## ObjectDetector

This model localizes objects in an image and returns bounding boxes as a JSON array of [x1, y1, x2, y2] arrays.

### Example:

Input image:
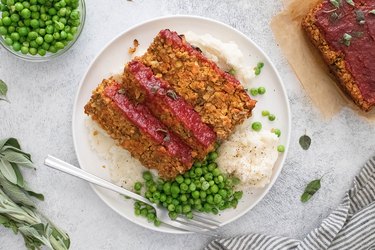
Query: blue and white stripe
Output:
[[206, 155, 375, 250]]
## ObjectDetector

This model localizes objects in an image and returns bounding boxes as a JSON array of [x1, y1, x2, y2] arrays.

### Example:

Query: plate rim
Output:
[[72, 14, 292, 234]]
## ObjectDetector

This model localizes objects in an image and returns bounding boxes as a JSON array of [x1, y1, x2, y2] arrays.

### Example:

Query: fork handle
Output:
[[44, 155, 151, 205]]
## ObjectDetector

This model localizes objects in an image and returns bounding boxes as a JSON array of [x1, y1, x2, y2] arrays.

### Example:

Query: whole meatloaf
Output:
[[84, 78, 194, 179], [302, 0, 375, 111], [122, 60, 217, 159], [140, 29, 256, 139]]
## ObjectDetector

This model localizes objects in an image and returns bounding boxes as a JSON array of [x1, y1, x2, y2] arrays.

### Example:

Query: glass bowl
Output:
[[0, 0, 86, 62]]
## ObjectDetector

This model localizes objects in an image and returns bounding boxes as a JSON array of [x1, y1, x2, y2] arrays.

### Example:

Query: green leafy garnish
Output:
[[301, 178, 322, 203], [0, 79, 9, 102], [0, 138, 70, 250], [345, 0, 355, 6], [254, 62, 264, 76], [342, 33, 352, 46], [228, 68, 236, 76], [299, 134, 311, 150], [355, 10, 365, 24], [330, 0, 341, 8], [369, 10, 375, 15]]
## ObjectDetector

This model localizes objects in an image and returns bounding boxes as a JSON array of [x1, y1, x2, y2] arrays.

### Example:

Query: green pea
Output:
[[262, 110, 270, 116], [20, 9, 31, 19], [10, 14, 20, 23], [180, 183, 188, 191], [46, 25, 54, 34], [35, 36, 43, 45], [170, 185, 180, 195], [18, 27, 28, 36], [15, 2, 24, 11], [66, 33, 73, 41], [22, 2, 30, 8], [268, 114, 276, 121], [250, 88, 258, 96], [208, 151, 218, 161], [20, 46, 28, 54], [140, 208, 148, 217], [168, 211, 177, 220], [10, 32, 20, 41], [277, 145, 285, 153], [37, 48, 46, 56], [251, 121, 262, 131], [7, 26, 15, 33], [143, 171, 153, 181], [70, 26, 77, 34], [28, 31, 38, 40], [234, 191, 243, 200], [206, 195, 214, 204], [175, 175, 184, 184], [272, 128, 281, 137], [24, 19, 30, 26], [30, 19, 39, 28], [70, 10, 79, 20], [53, 32, 60, 40], [154, 219, 161, 227], [210, 184, 219, 193], [12, 42, 21, 51], [134, 182, 142, 191], [182, 205, 191, 214], [201, 181, 209, 191], [4, 37, 12, 45], [258, 87, 266, 94], [2, 16, 11, 26], [29, 47, 37, 55], [29, 5, 38, 12], [167, 204, 175, 212], [58, 7, 67, 16], [0, 26, 7, 35]]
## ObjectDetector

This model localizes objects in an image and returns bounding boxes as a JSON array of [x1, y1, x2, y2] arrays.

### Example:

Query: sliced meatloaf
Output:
[[122, 60, 217, 159], [140, 29, 257, 139], [302, 0, 375, 111], [84, 78, 194, 179]]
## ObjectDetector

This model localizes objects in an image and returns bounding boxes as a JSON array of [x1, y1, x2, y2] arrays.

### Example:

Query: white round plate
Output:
[[73, 15, 291, 234]]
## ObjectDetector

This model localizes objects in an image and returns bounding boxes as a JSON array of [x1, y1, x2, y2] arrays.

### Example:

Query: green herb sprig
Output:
[[301, 178, 322, 203], [0, 138, 70, 250], [369, 10, 375, 15], [0, 80, 9, 102], [345, 0, 355, 6]]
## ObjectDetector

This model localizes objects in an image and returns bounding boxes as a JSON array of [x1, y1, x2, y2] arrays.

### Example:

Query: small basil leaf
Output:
[[0, 79, 9, 102], [299, 134, 312, 150], [301, 179, 321, 203]]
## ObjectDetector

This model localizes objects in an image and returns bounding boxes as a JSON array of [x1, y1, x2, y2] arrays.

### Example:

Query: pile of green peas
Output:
[[0, 0, 81, 56], [133, 151, 243, 225]]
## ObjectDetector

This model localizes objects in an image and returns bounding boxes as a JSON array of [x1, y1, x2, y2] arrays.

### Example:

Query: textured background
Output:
[[1, 0, 375, 249]]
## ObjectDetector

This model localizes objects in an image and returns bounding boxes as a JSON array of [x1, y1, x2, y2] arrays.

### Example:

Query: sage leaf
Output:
[[4, 138, 21, 150], [0, 214, 18, 233], [0, 171, 35, 207], [0, 79, 9, 102], [1, 145, 32, 161], [345, 0, 355, 6], [2, 150, 35, 168], [299, 134, 311, 150], [0, 158, 18, 184], [301, 179, 321, 203], [25, 189, 45, 201]]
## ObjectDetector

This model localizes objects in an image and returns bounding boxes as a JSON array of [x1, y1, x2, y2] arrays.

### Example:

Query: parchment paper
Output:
[[271, 0, 375, 120]]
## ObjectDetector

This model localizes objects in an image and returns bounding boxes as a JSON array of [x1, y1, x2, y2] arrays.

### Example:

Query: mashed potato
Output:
[[184, 31, 255, 86], [216, 128, 279, 188]]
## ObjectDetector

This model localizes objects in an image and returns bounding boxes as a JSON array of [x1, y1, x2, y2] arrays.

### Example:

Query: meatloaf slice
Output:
[[84, 78, 194, 179], [122, 60, 217, 159], [302, 0, 375, 111], [140, 29, 256, 140]]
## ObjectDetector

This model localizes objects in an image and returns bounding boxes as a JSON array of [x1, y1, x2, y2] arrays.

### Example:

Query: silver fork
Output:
[[44, 155, 221, 236]]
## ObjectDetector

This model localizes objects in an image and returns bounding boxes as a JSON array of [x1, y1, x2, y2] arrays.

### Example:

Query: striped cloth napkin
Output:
[[206, 155, 375, 250]]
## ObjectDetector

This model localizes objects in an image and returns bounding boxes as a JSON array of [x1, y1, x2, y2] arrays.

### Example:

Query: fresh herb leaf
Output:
[[299, 134, 311, 150], [117, 88, 126, 95], [330, 0, 340, 8], [330, 12, 340, 22], [150, 85, 160, 93], [0, 158, 18, 184], [345, 0, 355, 6], [355, 10, 365, 24], [166, 90, 178, 100], [228, 68, 236, 76], [369, 10, 375, 15], [0, 79, 9, 102], [342, 33, 352, 46], [301, 179, 322, 202], [254, 62, 264, 76], [0, 138, 70, 250]]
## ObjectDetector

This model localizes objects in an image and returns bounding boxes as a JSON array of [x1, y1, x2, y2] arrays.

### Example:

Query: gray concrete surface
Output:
[[1, 0, 374, 249]]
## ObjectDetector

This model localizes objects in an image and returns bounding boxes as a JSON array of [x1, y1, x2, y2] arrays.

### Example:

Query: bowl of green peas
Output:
[[0, 0, 85, 61]]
